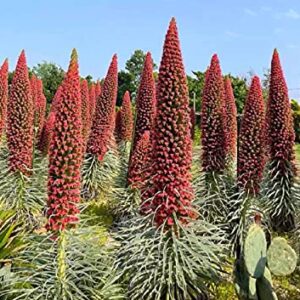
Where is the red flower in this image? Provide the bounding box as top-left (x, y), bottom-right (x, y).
top-left (142, 18), bottom-right (193, 227)
top-left (120, 91), bottom-right (133, 142)
top-left (201, 54), bottom-right (226, 173)
top-left (81, 79), bottom-right (91, 147)
top-left (46, 49), bottom-right (82, 232)
top-left (266, 49), bottom-right (296, 165)
top-left (7, 50), bottom-right (34, 174)
top-left (89, 83), bottom-right (96, 119)
top-left (224, 77), bottom-right (237, 160)
top-left (238, 76), bottom-right (265, 195)
top-left (127, 130), bottom-right (150, 188)
top-left (38, 112), bottom-right (56, 155)
top-left (132, 52), bottom-right (156, 152)
top-left (86, 55), bottom-right (118, 160)
top-left (0, 59), bottom-right (8, 138)
top-left (95, 81), bottom-right (101, 99)
top-left (35, 79), bottom-right (47, 140)
top-left (51, 85), bottom-right (62, 114)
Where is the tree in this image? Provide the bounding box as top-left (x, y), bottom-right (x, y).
top-left (291, 99), bottom-right (300, 143)
top-left (117, 70), bottom-right (135, 106)
top-left (187, 71), bottom-right (248, 115)
top-left (117, 50), bottom-right (157, 104)
top-left (32, 62), bottom-right (65, 103)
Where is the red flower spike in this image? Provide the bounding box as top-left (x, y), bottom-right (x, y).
top-left (30, 74), bottom-right (38, 106)
top-left (238, 76), bottom-right (266, 195)
top-left (224, 77), bottom-right (237, 160)
top-left (35, 79), bottom-right (47, 140)
top-left (132, 52), bottom-right (156, 152)
top-left (46, 49), bottom-right (83, 232)
top-left (89, 83), bottom-right (96, 119)
top-left (87, 55), bottom-right (118, 160)
top-left (0, 59), bottom-right (8, 138)
top-left (38, 112), bottom-right (56, 155)
top-left (95, 80), bottom-right (101, 99)
top-left (128, 131), bottom-right (150, 189)
top-left (51, 85), bottom-right (62, 114)
top-left (120, 91), bottom-right (133, 142)
top-left (266, 49), bottom-right (296, 165)
top-left (142, 18), bottom-right (194, 227)
top-left (80, 79), bottom-right (91, 147)
top-left (201, 54), bottom-right (226, 173)
top-left (7, 50), bottom-right (34, 174)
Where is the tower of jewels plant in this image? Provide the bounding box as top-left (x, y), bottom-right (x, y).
top-left (116, 18), bottom-right (225, 300)
top-left (0, 50), bottom-right (45, 222)
top-left (82, 55), bottom-right (120, 200)
top-left (228, 76), bottom-right (266, 255)
top-left (263, 49), bottom-right (299, 232)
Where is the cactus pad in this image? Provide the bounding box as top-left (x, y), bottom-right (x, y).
top-left (244, 224), bottom-right (267, 278)
top-left (267, 237), bottom-right (297, 276)
top-left (256, 267), bottom-right (278, 300)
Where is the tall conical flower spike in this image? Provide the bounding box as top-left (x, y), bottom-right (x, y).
top-left (35, 79), bottom-right (47, 140)
top-left (265, 49), bottom-right (298, 232)
top-left (0, 59), bottom-right (8, 138)
top-left (7, 50), bottom-right (34, 174)
top-left (238, 76), bottom-right (265, 195)
top-left (143, 18), bottom-right (193, 226)
top-left (132, 52), bottom-right (156, 152)
top-left (89, 83), bottom-right (96, 119)
top-left (87, 55), bottom-right (118, 161)
top-left (201, 54), bottom-right (226, 174)
top-left (120, 91), bottom-right (133, 142)
top-left (46, 49), bottom-right (82, 232)
top-left (224, 77), bottom-right (237, 161)
top-left (81, 79), bottom-right (91, 147)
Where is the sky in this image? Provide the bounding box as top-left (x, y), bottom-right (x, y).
top-left (1, 0), bottom-right (300, 99)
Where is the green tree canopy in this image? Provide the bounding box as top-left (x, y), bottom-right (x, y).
top-left (187, 70), bottom-right (248, 115)
top-left (117, 50), bottom-right (157, 104)
top-left (32, 62), bottom-right (65, 103)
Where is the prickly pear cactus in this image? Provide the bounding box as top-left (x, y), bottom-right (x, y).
top-left (256, 267), bottom-right (278, 300)
top-left (244, 224), bottom-right (267, 278)
top-left (267, 237), bottom-right (298, 276)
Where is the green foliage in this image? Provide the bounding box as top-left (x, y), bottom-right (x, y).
top-left (267, 237), bottom-right (297, 276)
top-left (117, 50), bottom-right (157, 104)
top-left (117, 71), bottom-right (135, 106)
top-left (0, 210), bottom-right (25, 262)
top-left (244, 224), bottom-right (267, 278)
top-left (1, 224), bottom-right (123, 300)
top-left (186, 71), bottom-right (248, 114)
top-left (115, 212), bottom-right (226, 300)
top-left (81, 150), bottom-right (120, 201)
top-left (291, 100), bottom-right (300, 143)
top-left (32, 61), bottom-right (65, 103)
top-left (0, 146), bottom-right (47, 227)
top-left (234, 222), bottom-right (298, 299)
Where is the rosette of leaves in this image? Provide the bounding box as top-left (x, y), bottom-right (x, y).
top-left (1, 222), bottom-right (123, 300)
top-left (115, 211), bottom-right (226, 300)
top-left (0, 144), bottom-right (47, 227)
